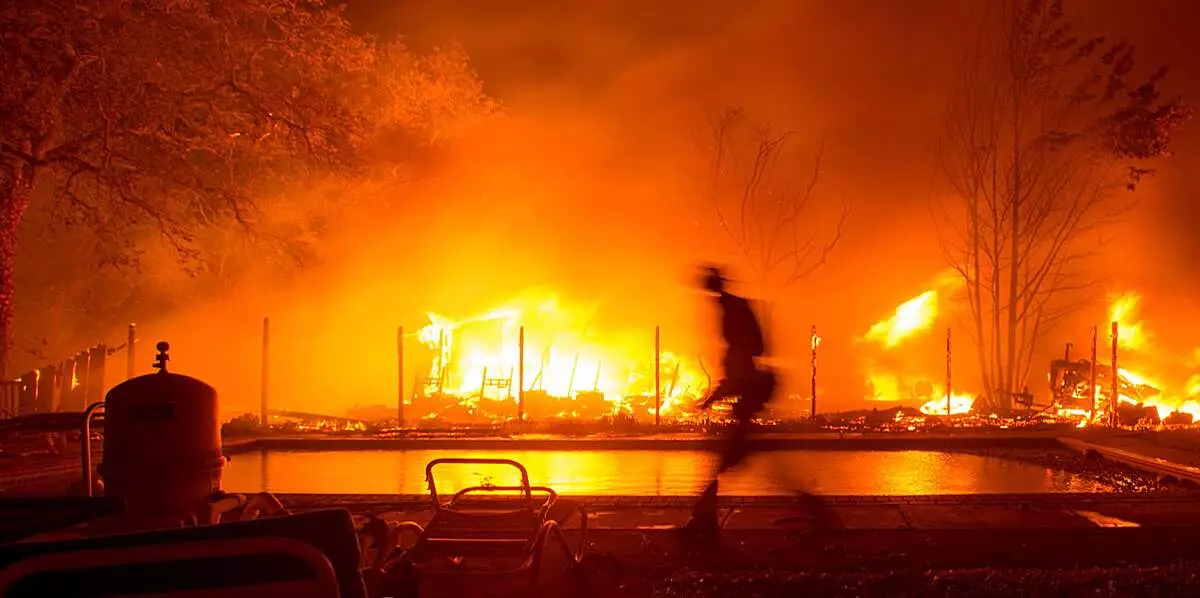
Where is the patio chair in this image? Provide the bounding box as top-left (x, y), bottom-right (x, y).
top-left (0, 507), bottom-right (367, 598)
top-left (384, 458), bottom-right (587, 596)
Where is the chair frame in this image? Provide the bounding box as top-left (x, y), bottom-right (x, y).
top-left (389, 458), bottom-right (587, 596)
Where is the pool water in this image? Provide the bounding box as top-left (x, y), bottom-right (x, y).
top-left (221, 449), bottom-right (1110, 496)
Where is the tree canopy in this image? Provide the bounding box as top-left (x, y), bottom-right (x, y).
top-left (935, 0), bottom-right (1191, 414)
top-left (0, 0), bottom-right (497, 375)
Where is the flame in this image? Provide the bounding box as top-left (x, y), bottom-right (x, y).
top-left (859, 272), bottom-right (973, 415)
top-left (919, 393), bottom-right (975, 416)
top-left (413, 293), bottom-right (707, 420)
top-left (868, 371), bottom-right (974, 415)
top-left (863, 291), bottom-right (940, 349)
top-left (1109, 292), bottom-right (1148, 350)
top-left (1098, 290), bottom-right (1199, 425)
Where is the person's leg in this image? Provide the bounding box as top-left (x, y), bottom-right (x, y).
top-left (686, 397), bottom-right (753, 534)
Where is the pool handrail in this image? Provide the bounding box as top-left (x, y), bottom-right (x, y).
top-left (80, 401), bottom-right (105, 497)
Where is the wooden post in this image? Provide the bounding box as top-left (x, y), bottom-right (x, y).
top-left (945, 328), bottom-right (952, 416)
top-left (654, 326), bottom-right (661, 426)
top-left (397, 326), bottom-right (404, 428)
top-left (810, 325), bottom-right (818, 421)
top-left (86, 345), bottom-right (106, 405)
top-left (1089, 325), bottom-right (1098, 420)
top-left (436, 330), bottom-right (446, 395)
top-left (126, 323), bottom-right (137, 379)
top-left (1110, 321), bottom-right (1119, 427)
top-left (566, 353), bottom-right (579, 398)
top-left (261, 317), bottom-right (270, 429)
top-left (518, 326), bottom-right (525, 421)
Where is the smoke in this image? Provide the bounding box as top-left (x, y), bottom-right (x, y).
top-left (14, 0), bottom-right (1200, 419)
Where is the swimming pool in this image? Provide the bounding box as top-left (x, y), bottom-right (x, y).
top-left (221, 449), bottom-right (1111, 496)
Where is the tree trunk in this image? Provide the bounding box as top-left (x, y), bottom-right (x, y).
top-left (0, 175), bottom-right (34, 380)
top-left (0, 207), bottom-right (18, 380)
top-left (969, 189), bottom-right (994, 413)
top-left (1003, 3), bottom-right (1023, 416)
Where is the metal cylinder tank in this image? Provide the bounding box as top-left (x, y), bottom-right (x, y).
top-left (98, 342), bottom-right (226, 515)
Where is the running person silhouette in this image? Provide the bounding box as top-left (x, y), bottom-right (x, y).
top-left (683, 266), bottom-right (778, 537)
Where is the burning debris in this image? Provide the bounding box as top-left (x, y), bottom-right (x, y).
top-left (407, 294), bottom-right (709, 423)
top-left (1042, 291), bottom-right (1200, 428)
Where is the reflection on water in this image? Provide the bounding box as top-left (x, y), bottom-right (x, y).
top-left (222, 449), bottom-right (1109, 496)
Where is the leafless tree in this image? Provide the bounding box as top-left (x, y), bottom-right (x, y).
top-left (934, 0), bottom-right (1190, 413)
top-left (706, 107), bottom-right (849, 304)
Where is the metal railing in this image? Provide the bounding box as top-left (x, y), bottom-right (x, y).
top-left (81, 401), bottom-right (105, 497)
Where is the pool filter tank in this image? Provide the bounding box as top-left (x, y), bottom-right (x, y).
top-left (98, 341), bottom-right (227, 516)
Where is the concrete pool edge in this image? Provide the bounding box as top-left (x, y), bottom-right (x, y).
top-left (275, 491), bottom-right (1196, 509)
top-left (1060, 437), bottom-right (1200, 485)
top-left (222, 432), bottom-right (1068, 455)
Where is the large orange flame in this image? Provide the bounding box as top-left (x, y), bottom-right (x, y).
top-left (413, 293), bottom-right (707, 419)
top-left (1109, 292), bottom-right (1148, 351)
top-left (1102, 292), bottom-right (1200, 424)
top-left (860, 271), bottom-right (974, 415)
top-left (862, 290), bottom-right (940, 349)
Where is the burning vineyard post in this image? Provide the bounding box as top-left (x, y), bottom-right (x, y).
top-left (397, 326), bottom-right (404, 427)
top-left (945, 328), bottom-right (951, 417)
top-left (126, 324), bottom-right (137, 380)
top-left (810, 325), bottom-right (819, 421)
top-left (261, 317), bottom-right (269, 430)
top-left (518, 326), bottom-right (525, 421)
top-left (1090, 325), bottom-right (1098, 421)
top-left (655, 326), bottom-right (661, 426)
top-left (1110, 321), bottom-right (1119, 427)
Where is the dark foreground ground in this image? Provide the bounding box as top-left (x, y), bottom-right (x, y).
top-left (383, 508), bottom-right (1200, 597)
top-left (7, 430), bottom-right (1200, 596)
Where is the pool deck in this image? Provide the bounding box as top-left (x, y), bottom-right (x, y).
top-left (280, 491), bottom-right (1200, 531)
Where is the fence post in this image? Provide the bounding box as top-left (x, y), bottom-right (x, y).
top-left (261, 317), bottom-right (270, 430)
top-left (397, 326), bottom-right (404, 428)
top-left (945, 328), bottom-right (952, 416)
top-left (654, 326), bottom-right (661, 426)
top-left (1110, 321), bottom-right (1118, 427)
top-left (1090, 325), bottom-right (1098, 421)
top-left (518, 326), bottom-right (525, 421)
top-left (127, 323), bottom-right (137, 379)
top-left (810, 325), bottom-right (819, 421)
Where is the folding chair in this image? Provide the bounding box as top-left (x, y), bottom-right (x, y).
top-left (388, 458), bottom-right (587, 596)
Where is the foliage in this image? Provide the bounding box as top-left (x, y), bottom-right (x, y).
top-left (935, 0), bottom-right (1190, 413)
top-left (0, 0), bottom-right (498, 374)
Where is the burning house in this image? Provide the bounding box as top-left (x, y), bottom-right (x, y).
top-left (404, 294), bottom-right (709, 424)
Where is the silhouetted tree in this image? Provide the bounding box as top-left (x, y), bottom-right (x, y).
top-left (705, 107), bottom-right (849, 304)
top-left (935, 0), bottom-right (1190, 414)
top-left (0, 1), bottom-right (496, 375)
